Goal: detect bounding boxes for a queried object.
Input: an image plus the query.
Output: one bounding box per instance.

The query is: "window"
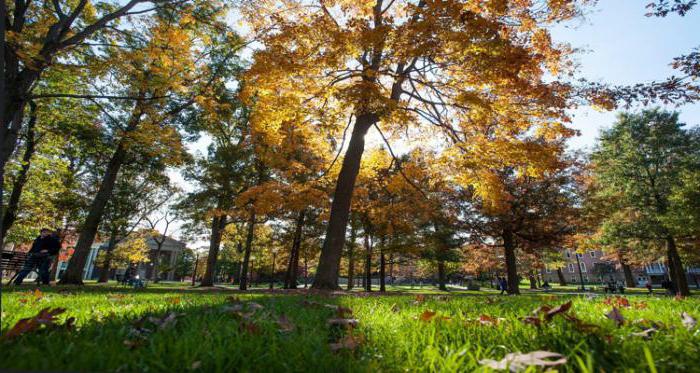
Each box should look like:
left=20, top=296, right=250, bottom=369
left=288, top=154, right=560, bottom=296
left=584, top=276, right=589, bottom=282
left=579, top=262, right=587, bottom=273
left=571, top=276, right=577, bottom=282
left=590, top=251, right=596, bottom=258
left=568, top=263, right=575, bottom=273
left=565, top=251, right=571, bottom=258
left=576, top=253, right=582, bottom=258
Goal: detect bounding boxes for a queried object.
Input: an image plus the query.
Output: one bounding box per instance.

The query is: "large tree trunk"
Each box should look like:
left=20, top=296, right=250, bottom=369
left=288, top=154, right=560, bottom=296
left=666, top=235, right=690, bottom=296
left=1, top=102, right=37, bottom=243
left=284, top=210, right=305, bottom=289
left=364, top=229, right=372, bottom=292
left=346, top=221, right=356, bottom=291
left=617, top=251, right=636, bottom=287
left=201, top=215, right=226, bottom=287
left=239, top=208, right=256, bottom=291
left=313, top=114, right=376, bottom=289
left=437, top=259, right=447, bottom=291
left=98, top=232, right=118, bottom=283
left=503, top=229, right=520, bottom=295
left=556, top=268, right=567, bottom=286
left=379, top=244, right=386, bottom=292
left=59, top=108, right=142, bottom=285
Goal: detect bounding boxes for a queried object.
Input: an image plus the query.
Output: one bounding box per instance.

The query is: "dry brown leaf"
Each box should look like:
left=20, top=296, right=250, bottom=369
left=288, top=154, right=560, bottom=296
left=277, top=314, right=295, bottom=332
left=606, top=307, right=625, bottom=327
left=479, top=350, right=567, bottom=372
left=329, top=333, right=363, bottom=353
left=327, top=318, right=359, bottom=328
left=2, top=307, right=67, bottom=339
left=545, top=301, right=572, bottom=321
left=681, top=312, right=697, bottom=330
left=190, top=361, right=202, bottom=370
left=479, top=314, right=500, bottom=326
left=418, top=310, right=437, bottom=322
left=390, top=304, right=400, bottom=313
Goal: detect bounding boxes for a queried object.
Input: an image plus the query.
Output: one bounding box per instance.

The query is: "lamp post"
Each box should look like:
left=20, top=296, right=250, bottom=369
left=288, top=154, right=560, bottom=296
left=575, top=252, right=586, bottom=291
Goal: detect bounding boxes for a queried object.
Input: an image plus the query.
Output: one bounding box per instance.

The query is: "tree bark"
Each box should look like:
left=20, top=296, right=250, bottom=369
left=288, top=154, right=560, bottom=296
left=364, top=229, right=372, bottom=292
left=1, top=101, right=37, bottom=243
left=313, top=114, right=376, bottom=289
left=284, top=210, right=305, bottom=289
left=379, top=245, right=386, bottom=292
left=59, top=107, right=142, bottom=285
left=201, top=214, right=226, bottom=287
left=239, top=208, right=256, bottom=291
left=98, top=232, right=118, bottom=283
left=528, top=273, right=537, bottom=289
left=503, top=229, right=520, bottom=295
left=666, top=235, right=690, bottom=296
left=437, top=259, right=447, bottom=291
left=347, top=221, right=356, bottom=291
left=556, top=268, right=567, bottom=286
left=151, top=239, right=165, bottom=283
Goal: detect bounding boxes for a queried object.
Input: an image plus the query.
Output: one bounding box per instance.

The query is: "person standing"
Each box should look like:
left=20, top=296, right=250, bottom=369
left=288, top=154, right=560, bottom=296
left=13, top=228, right=61, bottom=285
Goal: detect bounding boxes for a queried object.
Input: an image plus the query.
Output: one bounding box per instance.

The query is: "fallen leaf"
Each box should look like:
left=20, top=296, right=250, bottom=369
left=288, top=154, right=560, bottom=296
left=169, top=297, right=182, bottom=305
left=247, top=302, right=264, bottom=311
left=522, top=316, right=541, bottom=327
left=277, top=314, right=295, bottom=332
left=329, top=333, right=363, bottom=353
left=418, top=310, right=437, bottom=322
left=413, top=294, right=426, bottom=305
left=239, top=320, right=260, bottom=334
left=191, top=361, right=202, bottom=370
left=33, top=289, right=43, bottom=300
left=390, top=304, right=400, bottom=313
left=606, top=307, right=625, bottom=327
left=148, top=312, right=179, bottom=330
left=545, top=301, right=572, bottom=321
left=18, top=298, right=28, bottom=304
left=479, top=351, right=567, bottom=372
left=479, top=314, right=500, bottom=326
left=336, top=306, right=353, bottom=318
left=681, top=312, right=697, bottom=330
left=327, top=318, right=359, bottom=328
left=634, top=301, right=648, bottom=310
left=2, top=307, right=67, bottom=339
left=631, top=327, right=657, bottom=339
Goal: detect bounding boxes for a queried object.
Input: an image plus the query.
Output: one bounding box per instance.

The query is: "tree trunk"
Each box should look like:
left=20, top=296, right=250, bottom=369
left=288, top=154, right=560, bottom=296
left=556, top=268, right=567, bottom=286
left=201, top=215, right=226, bottom=287
left=151, top=240, right=165, bottom=283
left=666, top=235, right=690, bottom=296
left=437, top=259, right=447, bottom=291
left=364, top=230, right=372, bottom=292
left=347, top=221, right=356, bottom=291
left=98, top=232, right=118, bottom=283
left=529, top=273, right=537, bottom=289
left=239, top=208, right=256, bottom=291
left=284, top=210, right=305, bottom=289
left=0, top=101, right=29, bottom=246
left=1, top=101, right=37, bottom=243
left=59, top=108, right=142, bottom=285
left=379, top=245, right=386, bottom=292
left=313, top=114, right=376, bottom=289
left=503, top=229, right=520, bottom=295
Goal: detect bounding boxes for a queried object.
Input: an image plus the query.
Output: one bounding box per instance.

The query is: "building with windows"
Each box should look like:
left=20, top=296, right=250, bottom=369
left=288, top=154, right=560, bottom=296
left=541, top=249, right=700, bottom=288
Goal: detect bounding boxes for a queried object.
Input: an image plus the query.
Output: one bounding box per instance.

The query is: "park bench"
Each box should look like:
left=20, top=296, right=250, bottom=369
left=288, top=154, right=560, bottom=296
left=0, top=250, right=35, bottom=284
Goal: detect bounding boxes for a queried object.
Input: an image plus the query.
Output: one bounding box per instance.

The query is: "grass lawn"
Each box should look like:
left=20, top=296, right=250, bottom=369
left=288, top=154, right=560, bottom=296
left=1, top=283, right=699, bottom=372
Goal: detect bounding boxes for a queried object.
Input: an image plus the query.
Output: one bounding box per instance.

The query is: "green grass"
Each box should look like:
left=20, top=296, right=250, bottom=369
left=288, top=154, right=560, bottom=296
left=1, top=283, right=699, bottom=372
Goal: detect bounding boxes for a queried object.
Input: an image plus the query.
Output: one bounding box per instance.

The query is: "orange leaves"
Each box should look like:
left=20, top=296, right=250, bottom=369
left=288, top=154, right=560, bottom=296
left=603, top=296, right=630, bottom=308
left=418, top=310, right=437, bottom=322
left=3, top=308, right=73, bottom=339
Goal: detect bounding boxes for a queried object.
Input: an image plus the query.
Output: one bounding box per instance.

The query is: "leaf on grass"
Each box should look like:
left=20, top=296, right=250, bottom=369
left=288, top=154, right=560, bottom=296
left=277, top=314, right=295, bottom=333
left=681, top=312, right=697, bottom=330
left=631, top=327, right=658, bottom=339
left=336, top=306, right=353, bottom=318
left=329, top=333, right=363, bottom=353
left=674, top=294, right=686, bottom=301
left=606, top=307, right=625, bottom=327
left=485, top=297, right=498, bottom=304
left=479, top=351, right=567, bottom=372
left=247, top=302, right=264, bottom=311
left=148, top=312, right=179, bottom=330
left=190, top=361, right=202, bottom=370
left=2, top=307, right=67, bottom=339
left=33, top=289, right=43, bottom=300
left=18, top=298, right=28, bottom=304
left=239, top=320, right=260, bottom=335
left=603, top=296, right=630, bottom=308
left=563, top=313, right=600, bottom=333
left=413, top=294, right=426, bottom=305
left=169, top=297, right=182, bottom=305
left=634, top=301, right=648, bottom=310
left=545, top=301, right=572, bottom=321
left=522, top=316, right=541, bottom=327
left=479, top=314, right=500, bottom=326
left=418, top=310, right=437, bottom=322
left=390, top=304, right=400, bottom=313
left=327, top=318, right=359, bottom=328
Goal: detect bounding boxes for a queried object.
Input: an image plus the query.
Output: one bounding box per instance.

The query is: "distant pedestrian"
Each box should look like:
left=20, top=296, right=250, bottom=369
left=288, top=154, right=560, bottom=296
left=499, top=277, right=508, bottom=295
left=13, top=228, right=61, bottom=285
left=646, top=282, right=653, bottom=294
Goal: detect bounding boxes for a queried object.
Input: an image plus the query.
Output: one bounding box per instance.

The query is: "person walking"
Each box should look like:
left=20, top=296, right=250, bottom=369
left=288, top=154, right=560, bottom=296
left=499, top=277, right=508, bottom=295
left=13, top=228, right=61, bottom=285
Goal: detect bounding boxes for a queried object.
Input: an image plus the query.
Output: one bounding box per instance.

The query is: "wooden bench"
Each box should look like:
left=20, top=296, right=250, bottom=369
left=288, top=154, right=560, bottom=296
left=1, top=250, right=36, bottom=284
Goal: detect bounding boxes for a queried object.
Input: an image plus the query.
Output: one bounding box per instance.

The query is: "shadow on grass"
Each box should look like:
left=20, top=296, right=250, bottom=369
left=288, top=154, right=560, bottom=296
left=0, top=291, right=373, bottom=372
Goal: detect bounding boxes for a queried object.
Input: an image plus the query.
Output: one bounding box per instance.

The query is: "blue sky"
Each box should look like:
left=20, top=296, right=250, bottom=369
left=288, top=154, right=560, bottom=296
left=552, top=0, right=700, bottom=150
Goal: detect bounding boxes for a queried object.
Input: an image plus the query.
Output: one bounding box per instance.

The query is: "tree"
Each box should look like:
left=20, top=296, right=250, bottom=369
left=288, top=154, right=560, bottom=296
left=60, top=6, right=230, bottom=284
left=96, top=230, right=151, bottom=271
left=145, top=211, right=177, bottom=282
left=0, top=0, right=197, bottom=242
left=588, top=109, right=700, bottom=296
left=242, top=0, right=587, bottom=289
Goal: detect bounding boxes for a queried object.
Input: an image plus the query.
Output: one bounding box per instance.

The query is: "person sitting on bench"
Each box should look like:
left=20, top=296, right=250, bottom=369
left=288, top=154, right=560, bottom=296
left=13, top=228, right=61, bottom=285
